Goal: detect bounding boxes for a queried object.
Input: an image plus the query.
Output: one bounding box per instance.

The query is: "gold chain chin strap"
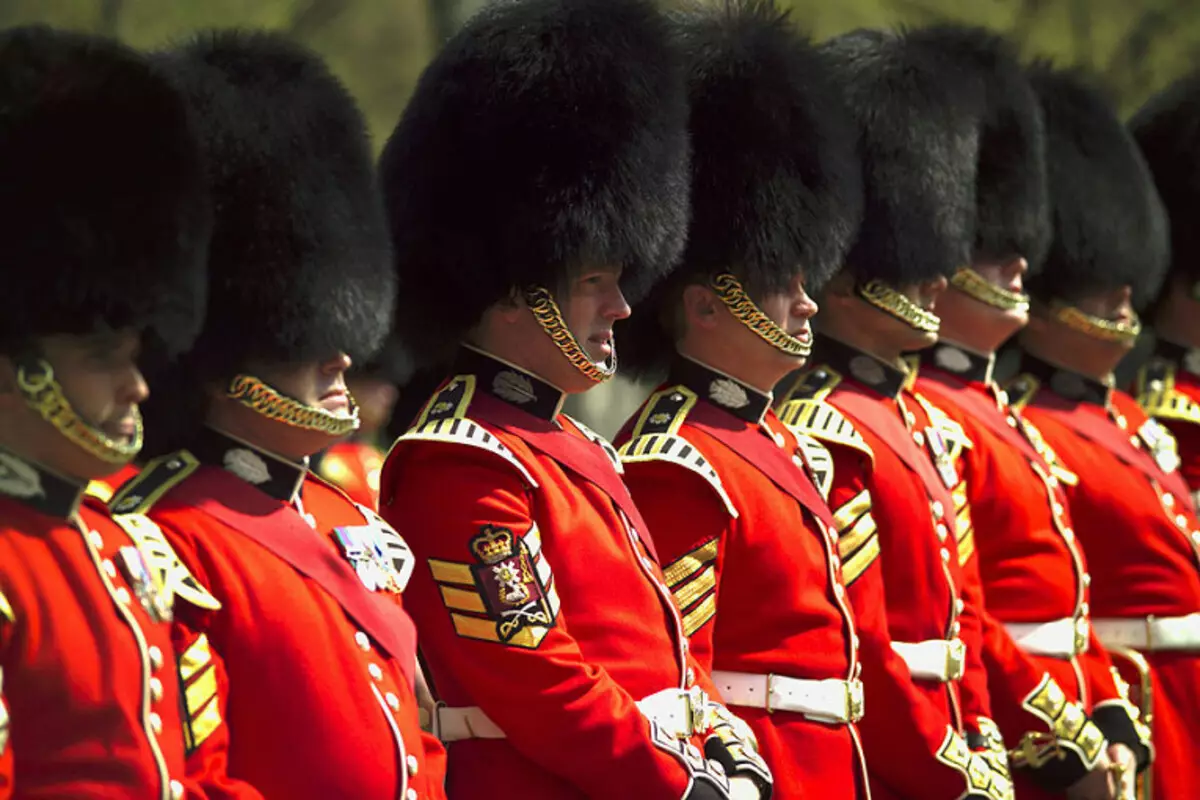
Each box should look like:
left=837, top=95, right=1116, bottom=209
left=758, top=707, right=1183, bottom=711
left=17, top=358, right=142, bottom=464
left=857, top=279, right=942, bottom=334
left=950, top=268, right=1031, bottom=314
left=523, top=286, right=616, bottom=383
left=710, top=274, right=812, bottom=358
left=1048, top=301, right=1142, bottom=345
left=226, top=375, right=361, bottom=436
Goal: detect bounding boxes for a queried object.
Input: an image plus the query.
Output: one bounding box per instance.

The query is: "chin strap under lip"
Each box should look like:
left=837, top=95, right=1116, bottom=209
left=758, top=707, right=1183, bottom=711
left=226, top=374, right=361, bottom=437
left=1046, top=300, right=1142, bottom=346
left=951, top=267, right=1031, bottom=314
left=17, top=357, right=143, bottom=465
left=523, top=286, right=617, bottom=384
left=710, top=273, right=812, bottom=358
left=857, top=279, right=942, bottom=334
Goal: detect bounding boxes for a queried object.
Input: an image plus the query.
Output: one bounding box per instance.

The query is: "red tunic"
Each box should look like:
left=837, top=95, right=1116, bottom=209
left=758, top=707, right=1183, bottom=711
left=1012, top=354, right=1200, bottom=800
left=1133, top=340, right=1200, bottom=498
left=778, top=335, right=1010, bottom=800
left=317, top=440, right=384, bottom=510
left=616, top=358, right=868, bottom=800
left=109, top=429, right=446, bottom=800
left=379, top=348, right=770, bottom=800
left=918, top=344, right=1150, bottom=795
left=0, top=449, right=256, bottom=799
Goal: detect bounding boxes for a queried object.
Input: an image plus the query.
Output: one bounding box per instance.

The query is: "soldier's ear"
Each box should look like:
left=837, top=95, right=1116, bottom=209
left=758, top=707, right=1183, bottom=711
left=681, top=283, right=720, bottom=331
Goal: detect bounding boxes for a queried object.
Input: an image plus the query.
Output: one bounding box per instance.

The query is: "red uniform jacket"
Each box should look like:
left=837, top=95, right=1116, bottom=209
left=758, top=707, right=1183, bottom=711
left=379, top=347, right=770, bottom=800
left=918, top=344, right=1149, bottom=794
left=1012, top=354, right=1200, bottom=800
left=778, top=335, right=1010, bottom=800
left=317, top=440, right=385, bottom=510
left=109, top=428, right=446, bottom=800
left=1133, top=339, right=1200, bottom=499
left=615, top=357, right=868, bottom=800
left=0, top=449, right=256, bottom=799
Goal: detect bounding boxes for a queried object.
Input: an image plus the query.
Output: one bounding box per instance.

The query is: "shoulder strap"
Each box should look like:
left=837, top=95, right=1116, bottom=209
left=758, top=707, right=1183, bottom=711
left=394, top=374, right=539, bottom=489
left=781, top=365, right=843, bottom=403
left=1135, top=359, right=1200, bottom=425
left=793, top=433, right=834, bottom=500
left=1005, top=373, right=1041, bottom=412
left=620, top=387, right=738, bottom=518
left=777, top=397, right=874, bottom=464
left=109, top=451, right=200, bottom=515
left=108, top=512, right=221, bottom=612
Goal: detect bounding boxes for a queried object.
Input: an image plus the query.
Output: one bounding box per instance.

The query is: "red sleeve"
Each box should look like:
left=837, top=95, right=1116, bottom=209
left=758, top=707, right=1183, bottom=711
left=1078, top=633, right=1152, bottom=769
left=953, top=542, right=995, bottom=739
left=826, top=449, right=993, bottom=800
left=381, top=442, right=723, bottom=800
left=623, top=459, right=732, bottom=673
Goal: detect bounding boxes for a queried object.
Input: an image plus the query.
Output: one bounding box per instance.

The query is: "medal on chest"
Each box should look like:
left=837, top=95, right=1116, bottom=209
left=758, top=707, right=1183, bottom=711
left=1138, top=418, right=1181, bottom=474
left=116, top=545, right=173, bottom=623
left=924, top=425, right=959, bottom=489
left=334, top=517, right=413, bottom=594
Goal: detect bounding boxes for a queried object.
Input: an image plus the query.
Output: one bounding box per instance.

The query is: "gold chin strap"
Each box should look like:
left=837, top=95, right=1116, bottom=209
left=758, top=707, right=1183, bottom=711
left=17, top=358, right=142, bottom=464
left=523, top=286, right=616, bottom=384
left=710, top=274, right=811, bottom=358
left=1047, top=301, right=1141, bottom=345
left=950, top=267, right=1031, bottom=314
left=857, top=279, right=941, bottom=334
left=226, top=374, right=361, bottom=437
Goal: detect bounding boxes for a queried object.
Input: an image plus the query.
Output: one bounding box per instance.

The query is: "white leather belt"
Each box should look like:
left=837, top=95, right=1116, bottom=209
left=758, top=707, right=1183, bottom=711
left=711, top=670, right=864, bottom=723
left=434, top=686, right=711, bottom=743
left=1092, top=613, right=1200, bottom=652
left=1006, top=617, right=1090, bottom=658
left=892, top=638, right=966, bottom=682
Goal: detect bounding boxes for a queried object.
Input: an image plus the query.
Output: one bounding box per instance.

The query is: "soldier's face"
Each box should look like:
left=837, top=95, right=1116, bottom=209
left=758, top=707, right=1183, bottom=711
left=249, top=352, right=354, bottom=415
left=887, top=276, right=948, bottom=351
left=939, top=257, right=1030, bottom=353
left=746, top=272, right=818, bottom=370
left=559, top=266, right=632, bottom=367
left=0, top=328, right=148, bottom=480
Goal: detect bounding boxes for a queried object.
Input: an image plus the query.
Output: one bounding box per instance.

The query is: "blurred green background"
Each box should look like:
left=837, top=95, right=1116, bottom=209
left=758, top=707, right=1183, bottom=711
left=10, top=0, right=1192, bottom=435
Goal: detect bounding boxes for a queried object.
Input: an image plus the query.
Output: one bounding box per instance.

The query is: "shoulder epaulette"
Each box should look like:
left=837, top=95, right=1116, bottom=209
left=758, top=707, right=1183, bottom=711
left=777, top=398, right=873, bottom=464
left=1135, top=359, right=1200, bottom=425
left=619, top=386, right=738, bottom=518
left=84, top=480, right=115, bottom=503
left=1006, top=373, right=1041, bottom=412
left=914, top=393, right=973, bottom=458
left=793, top=433, right=834, bottom=499
left=109, top=512, right=221, bottom=612
left=396, top=374, right=538, bottom=489
left=780, top=365, right=843, bottom=403
left=109, top=451, right=199, bottom=516
left=564, top=415, right=623, bottom=474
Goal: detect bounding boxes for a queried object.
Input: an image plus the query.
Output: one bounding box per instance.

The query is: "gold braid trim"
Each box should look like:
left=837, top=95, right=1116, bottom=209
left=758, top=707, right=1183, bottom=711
left=710, top=274, right=811, bottom=357
left=17, top=358, right=142, bottom=464
left=951, top=268, right=1031, bottom=313
left=226, top=375, right=360, bottom=436
left=857, top=280, right=941, bottom=333
left=523, top=286, right=616, bottom=383
left=1048, top=301, right=1141, bottom=345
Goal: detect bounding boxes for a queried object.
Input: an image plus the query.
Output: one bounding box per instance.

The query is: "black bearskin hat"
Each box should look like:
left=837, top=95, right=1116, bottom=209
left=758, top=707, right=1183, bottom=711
left=1027, top=65, right=1169, bottom=310
left=820, top=26, right=987, bottom=286
left=916, top=26, right=1050, bottom=271
left=155, top=29, right=394, bottom=376
left=380, top=0, right=690, bottom=368
left=0, top=26, right=210, bottom=356
left=1130, top=71, right=1200, bottom=287
left=619, top=0, right=862, bottom=376
left=140, top=30, right=394, bottom=457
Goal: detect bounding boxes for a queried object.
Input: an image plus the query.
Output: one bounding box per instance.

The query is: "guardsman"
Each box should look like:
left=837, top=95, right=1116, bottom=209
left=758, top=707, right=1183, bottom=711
left=912, top=30, right=1150, bottom=800
left=376, top=0, right=770, bottom=797
left=106, top=31, right=446, bottom=799
left=611, top=5, right=867, bottom=797
left=1008, top=64, right=1199, bottom=800
left=0, top=25, right=258, bottom=799
left=776, top=27, right=1019, bottom=800
left=1130, top=73, right=1200, bottom=505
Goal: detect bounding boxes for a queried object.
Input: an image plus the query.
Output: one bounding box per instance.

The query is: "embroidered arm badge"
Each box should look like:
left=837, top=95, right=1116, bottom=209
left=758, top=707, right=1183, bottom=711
left=832, top=490, right=880, bottom=586
left=662, top=538, right=719, bottom=636
left=428, top=523, right=560, bottom=649
left=179, top=634, right=222, bottom=753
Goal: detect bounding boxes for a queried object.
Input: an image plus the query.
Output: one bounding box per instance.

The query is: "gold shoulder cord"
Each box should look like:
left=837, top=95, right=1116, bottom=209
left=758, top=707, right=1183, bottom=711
left=950, top=268, right=1030, bottom=313
left=1047, top=301, right=1141, bottom=346
left=523, top=286, right=616, bottom=384
left=17, top=358, right=142, bottom=464
left=710, top=273, right=811, bottom=358
left=226, top=375, right=360, bottom=437
left=857, top=279, right=941, bottom=333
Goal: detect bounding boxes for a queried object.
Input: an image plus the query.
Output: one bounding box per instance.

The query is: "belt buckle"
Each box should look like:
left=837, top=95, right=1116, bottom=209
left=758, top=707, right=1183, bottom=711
left=1073, top=617, right=1090, bottom=655
left=684, top=685, right=708, bottom=737
left=846, top=679, right=865, bottom=722
left=946, top=638, right=967, bottom=681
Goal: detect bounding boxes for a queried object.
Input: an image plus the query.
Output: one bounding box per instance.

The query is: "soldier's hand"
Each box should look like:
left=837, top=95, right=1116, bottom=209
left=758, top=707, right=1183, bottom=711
left=1066, top=749, right=1116, bottom=800
left=1107, top=743, right=1137, bottom=800
left=727, top=775, right=764, bottom=800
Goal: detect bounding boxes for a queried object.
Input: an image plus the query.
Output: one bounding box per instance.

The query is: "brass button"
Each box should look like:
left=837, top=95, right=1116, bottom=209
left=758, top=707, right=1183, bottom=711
left=150, top=677, right=164, bottom=703
left=407, top=754, right=420, bottom=777
left=170, top=780, right=184, bottom=800
left=950, top=621, right=961, bottom=637
left=149, top=712, right=163, bottom=735
left=931, top=501, right=944, bottom=517
left=405, top=789, right=418, bottom=800
left=102, top=560, right=117, bottom=578
left=88, top=530, right=105, bottom=549
left=1175, top=514, right=1189, bottom=529
left=115, top=587, right=132, bottom=606
left=956, top=599, right=965, bottom=614
left=148, top=646, right=164, bottom=671
left=935, top=524, right=948, bottom=540
left=386, top=692, right=400, bottom=711
left=1082, top=573, right=1092, bottom=587
left=1163, top=493, right=1176, bottom=509
left=368, top=663, right=383, bottom=681
left=772, top=432, right=786, bottom=448
left=940, top=548, right=951, bottom=562
left=913, top=431, right=925, bottom=446
left=355, top=631, right=371, bottom=651
left=1063, top=528, right=1075, bottom=542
